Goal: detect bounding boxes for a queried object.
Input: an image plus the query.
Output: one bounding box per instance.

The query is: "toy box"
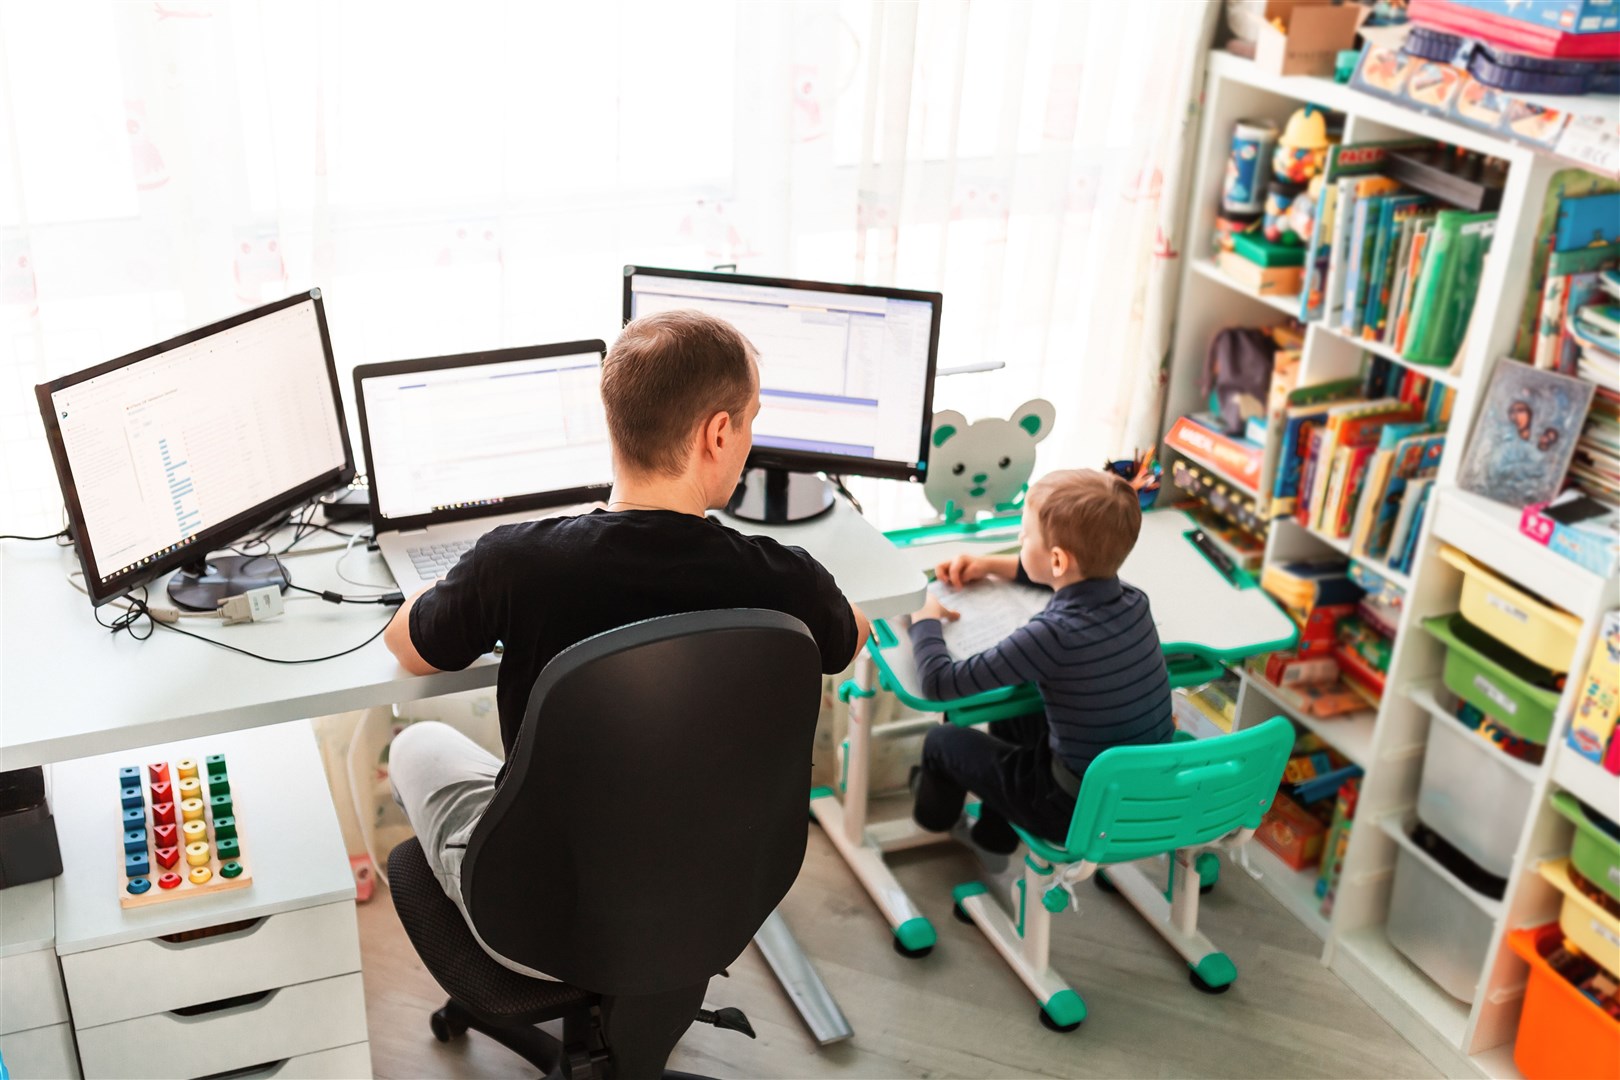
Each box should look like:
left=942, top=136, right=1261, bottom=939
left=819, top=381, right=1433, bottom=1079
left=1257, top=789, right=1329, bottom=869
left=1255, top=0, right=1370, bottom=77
left=1568, top=611, right=1620, bottom=764
left=1521, top=497, right=1620, bottom=578
left=1412, top=0, right=1620, bottom=58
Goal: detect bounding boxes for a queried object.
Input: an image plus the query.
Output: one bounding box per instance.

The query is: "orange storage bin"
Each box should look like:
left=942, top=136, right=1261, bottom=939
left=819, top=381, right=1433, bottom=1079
left=1508, top=924, right=1620, bottom=1080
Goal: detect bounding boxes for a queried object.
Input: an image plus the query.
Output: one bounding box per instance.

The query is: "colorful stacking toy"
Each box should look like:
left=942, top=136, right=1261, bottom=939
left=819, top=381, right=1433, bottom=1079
left=116, top=752, right=250, bottom=908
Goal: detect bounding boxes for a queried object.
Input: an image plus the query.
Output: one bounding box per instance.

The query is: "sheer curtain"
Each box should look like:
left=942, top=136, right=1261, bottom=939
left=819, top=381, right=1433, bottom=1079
left=0, top=0, right=1216, bottom=533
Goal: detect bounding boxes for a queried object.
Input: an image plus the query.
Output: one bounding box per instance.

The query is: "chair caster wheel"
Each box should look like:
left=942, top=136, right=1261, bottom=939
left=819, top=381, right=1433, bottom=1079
left=1039, top=1006, right=1082, bottom=1033
left=893, top=936, right=933, bottom=959
left=430, top=1006, right=468, bottom=1042
left=1189, top=969, right=1232, bottom=995
left=1094, top=871, right=1118, bottom=894
left=1200, top=882, right=1216, bottom=895
left=953, top=901, right=973, bottom=924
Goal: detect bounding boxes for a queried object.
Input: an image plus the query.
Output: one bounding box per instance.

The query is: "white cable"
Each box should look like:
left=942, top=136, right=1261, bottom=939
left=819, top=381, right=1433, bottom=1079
left=335, top=531, right=396, bottom=591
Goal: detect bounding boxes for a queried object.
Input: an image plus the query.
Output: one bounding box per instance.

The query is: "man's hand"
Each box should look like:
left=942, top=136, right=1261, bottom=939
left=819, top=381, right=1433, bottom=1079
left=910, top=592, right=960, bottom=625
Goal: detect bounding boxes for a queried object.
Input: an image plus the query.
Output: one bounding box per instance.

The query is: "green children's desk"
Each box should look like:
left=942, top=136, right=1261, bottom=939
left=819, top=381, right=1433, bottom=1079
left=809, top=507, right=1298, bottom=959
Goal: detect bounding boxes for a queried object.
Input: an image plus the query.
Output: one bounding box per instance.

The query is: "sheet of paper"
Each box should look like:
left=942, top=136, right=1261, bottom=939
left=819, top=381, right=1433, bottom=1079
left=926, top=578, right=1051, bottom=657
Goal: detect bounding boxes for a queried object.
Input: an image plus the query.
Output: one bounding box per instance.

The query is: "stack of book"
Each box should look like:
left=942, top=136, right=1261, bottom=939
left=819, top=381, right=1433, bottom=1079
left=1564, top=267, right=1620, bottom=509
left=1531, top=193, right=1620, bottom=379
left=1255, top=559, right=1387, bottom=713
left=1164, top=413, right=1264, bottom=493
left=1270, top=358, right=1454, bottom=575
left=1300, top=140, right=1499, bottom=366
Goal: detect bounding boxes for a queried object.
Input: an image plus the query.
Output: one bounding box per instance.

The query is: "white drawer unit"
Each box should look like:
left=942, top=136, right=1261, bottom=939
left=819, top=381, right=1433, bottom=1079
left=0, top=876, right=78, bottom=1078
left=61, top=902, right=361, bottom=1028
left=0, top=944, right=69, bottom=1036
left=229, top=1042, right=374, bottom=1080
left=0, top=1021, right=80, bottom=1079
left=75, top=972, right=368, bottom=1080
left=48, top=723, right=370, bottom=1079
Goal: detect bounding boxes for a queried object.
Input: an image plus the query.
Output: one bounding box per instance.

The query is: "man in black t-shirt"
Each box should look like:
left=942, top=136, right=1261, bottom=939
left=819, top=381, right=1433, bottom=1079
left=383, top=309, right=870, bottom=976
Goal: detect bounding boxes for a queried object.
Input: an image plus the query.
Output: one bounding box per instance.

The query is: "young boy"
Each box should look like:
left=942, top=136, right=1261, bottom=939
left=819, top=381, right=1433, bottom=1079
left=908, top=468, right=1173, bottom=864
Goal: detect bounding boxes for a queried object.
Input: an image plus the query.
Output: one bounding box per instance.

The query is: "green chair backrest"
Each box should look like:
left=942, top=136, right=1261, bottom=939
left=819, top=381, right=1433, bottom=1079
left=1062, top=715, right=1293, bottom=863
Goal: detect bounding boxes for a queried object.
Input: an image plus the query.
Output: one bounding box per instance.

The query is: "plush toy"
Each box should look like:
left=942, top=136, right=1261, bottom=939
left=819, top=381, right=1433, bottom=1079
left=924, top=399, right=1056, bottom=523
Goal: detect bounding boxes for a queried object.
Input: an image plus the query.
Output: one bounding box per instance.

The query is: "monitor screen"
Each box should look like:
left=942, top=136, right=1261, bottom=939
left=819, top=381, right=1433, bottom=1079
left=37, top=291, right=354, bottom=606
left=355, top=342, right=612, bottom=531
left=623, top=266, right=941, bottom=481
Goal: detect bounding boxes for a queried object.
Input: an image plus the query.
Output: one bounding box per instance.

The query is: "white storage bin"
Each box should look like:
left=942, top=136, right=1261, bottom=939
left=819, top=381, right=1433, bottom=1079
left=1416, top=708, right=1533, bottom=879
left=1382, top=816, right=1499, bottom=1003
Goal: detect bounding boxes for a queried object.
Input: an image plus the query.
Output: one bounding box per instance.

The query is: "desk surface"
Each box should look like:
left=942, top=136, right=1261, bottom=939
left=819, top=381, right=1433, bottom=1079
left=50, top=721, right=354, bottom=954
left=1, top=501, right=925, bottom=770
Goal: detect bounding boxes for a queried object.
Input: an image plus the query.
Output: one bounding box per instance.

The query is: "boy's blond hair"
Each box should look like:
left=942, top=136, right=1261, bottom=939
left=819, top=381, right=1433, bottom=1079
left=1030, top=468, right=1142, bottom=579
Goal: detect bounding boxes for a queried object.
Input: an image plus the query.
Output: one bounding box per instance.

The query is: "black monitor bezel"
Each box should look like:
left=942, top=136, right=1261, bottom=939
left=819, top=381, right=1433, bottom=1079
left=34, top=289, right=356, bottom=608
left=352, top=341, right=613, bottom=537
left=621, top=265, right=942, bottom=483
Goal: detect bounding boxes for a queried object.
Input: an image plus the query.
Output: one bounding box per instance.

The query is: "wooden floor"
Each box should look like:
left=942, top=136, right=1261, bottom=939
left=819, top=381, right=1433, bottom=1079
left=359, top=808, right=1439, bottom=1079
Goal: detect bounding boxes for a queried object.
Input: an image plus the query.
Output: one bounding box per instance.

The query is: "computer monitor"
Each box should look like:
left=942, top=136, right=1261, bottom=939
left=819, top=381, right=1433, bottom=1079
left=353, top=342, right=613, bottom=533
left=36, top=289, right=355, bottom=609
left=622, top=265, right=942, bottom=522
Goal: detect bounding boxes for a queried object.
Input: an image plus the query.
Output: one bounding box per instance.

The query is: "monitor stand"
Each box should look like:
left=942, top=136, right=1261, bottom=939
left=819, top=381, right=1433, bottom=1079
left=167, top=554, right=289, bottom=612
left=727, top=467, right=837, bottom=525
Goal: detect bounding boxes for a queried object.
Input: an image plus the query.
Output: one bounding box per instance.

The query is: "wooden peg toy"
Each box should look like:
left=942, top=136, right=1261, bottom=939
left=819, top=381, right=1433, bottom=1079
left=188, top=866, right=213, bottom=885
left=148, top=762, right=170, bottom=784
left=154, top=845, right=179, bottom=869
left=181, top=819, right=207, bottom=843
left=127, top=877, right=151, bottom=896
left=176, top=758, right=198, bottom=781
left=125, top=851, right=149, bottom=878
left=180, top=798, right=204, bottom=823
left=123, top=829, right=146, bottom=855
left=120, top=786, right=144, bottom=811
left=153, top=822, right=177, bottom=847
left=185, top=841, right=210, bottom=867
left=158, top=872, right=182, bottom=890
left=151, top=801, right=175, bottom=826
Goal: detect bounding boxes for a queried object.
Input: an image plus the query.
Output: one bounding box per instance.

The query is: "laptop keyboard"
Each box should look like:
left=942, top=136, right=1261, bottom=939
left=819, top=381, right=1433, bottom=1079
left=406, top=539, right=476, bottom=581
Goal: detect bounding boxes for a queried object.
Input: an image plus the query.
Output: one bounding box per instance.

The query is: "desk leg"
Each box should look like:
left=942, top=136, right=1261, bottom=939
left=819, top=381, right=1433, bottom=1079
left=753, top=910, right=853, bottom=1045
left=808, top=651, right=940, bottom=957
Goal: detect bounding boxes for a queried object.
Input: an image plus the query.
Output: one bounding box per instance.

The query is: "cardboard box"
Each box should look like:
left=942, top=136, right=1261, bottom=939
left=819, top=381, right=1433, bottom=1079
left=1255, top=1, right=1369, bottom=77
left=1257, top=790, right=1329, bottom=869
left=1217, top=249, right=1304, bottom=298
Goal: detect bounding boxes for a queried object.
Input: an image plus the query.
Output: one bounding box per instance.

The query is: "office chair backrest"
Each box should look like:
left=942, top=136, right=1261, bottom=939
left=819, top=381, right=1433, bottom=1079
left=461, top=609, right=823, bottom=997
left=1064, top=715, right=1293, bottom=864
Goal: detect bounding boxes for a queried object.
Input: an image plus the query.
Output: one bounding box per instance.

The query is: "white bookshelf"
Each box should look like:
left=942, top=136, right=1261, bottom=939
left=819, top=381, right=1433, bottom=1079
left=1165, top=51, right=1620, bottom=1080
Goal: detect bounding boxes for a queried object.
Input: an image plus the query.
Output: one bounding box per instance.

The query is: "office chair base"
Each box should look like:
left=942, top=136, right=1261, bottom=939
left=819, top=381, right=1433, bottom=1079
left=428, top=998, right=568, bottom=1074
left=1189, top=968, right=1233, bottom=995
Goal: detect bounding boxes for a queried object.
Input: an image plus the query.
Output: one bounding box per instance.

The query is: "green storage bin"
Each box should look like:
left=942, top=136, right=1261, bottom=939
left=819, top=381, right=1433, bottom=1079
left=1422, top=614, right=1561, bottom=744
left=1551, top=792, right=1620, bottom=904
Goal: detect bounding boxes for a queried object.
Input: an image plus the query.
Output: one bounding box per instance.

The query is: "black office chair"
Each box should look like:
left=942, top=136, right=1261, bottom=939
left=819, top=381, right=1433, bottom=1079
left=389, top=609, right=824, bottom=1079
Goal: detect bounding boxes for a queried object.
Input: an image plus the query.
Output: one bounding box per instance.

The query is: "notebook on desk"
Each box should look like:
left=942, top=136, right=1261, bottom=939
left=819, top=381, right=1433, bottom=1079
left=926, top=578, right=1051, bottom=656
left=353, top=341, right=613, bottom=595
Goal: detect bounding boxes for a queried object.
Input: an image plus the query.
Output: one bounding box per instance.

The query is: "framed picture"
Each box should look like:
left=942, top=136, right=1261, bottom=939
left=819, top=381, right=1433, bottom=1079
left=1457, top=361, right=1596, bottom=508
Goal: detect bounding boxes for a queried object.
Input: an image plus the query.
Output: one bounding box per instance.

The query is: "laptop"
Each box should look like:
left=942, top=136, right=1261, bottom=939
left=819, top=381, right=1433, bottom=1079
left=353, top=341, right=613, bottom=595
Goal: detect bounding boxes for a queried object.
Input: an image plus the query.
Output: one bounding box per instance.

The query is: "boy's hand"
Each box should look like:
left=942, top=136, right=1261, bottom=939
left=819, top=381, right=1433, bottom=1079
left=934, top=553, right=990, bottom=589
left=911, top=593, right=960, bottom=625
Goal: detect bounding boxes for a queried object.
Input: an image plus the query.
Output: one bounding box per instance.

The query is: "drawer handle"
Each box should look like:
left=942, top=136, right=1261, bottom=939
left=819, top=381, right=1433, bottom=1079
left=196, top=1059, right=290, bottom=1080
left=169, top=988, right=278, bottom=1020
left=157, top=916, right=266, bottom=949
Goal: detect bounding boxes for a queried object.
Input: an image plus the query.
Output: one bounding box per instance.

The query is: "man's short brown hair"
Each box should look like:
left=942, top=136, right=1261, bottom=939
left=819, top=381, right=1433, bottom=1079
left=601, top=309, right=757, bottom=476
left=1031, top=468, right=1142, bottom=579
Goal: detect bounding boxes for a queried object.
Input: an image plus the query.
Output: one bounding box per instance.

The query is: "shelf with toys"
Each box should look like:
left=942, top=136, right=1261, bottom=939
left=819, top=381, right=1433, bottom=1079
left=1162, top=46, right=1619, bottom=1080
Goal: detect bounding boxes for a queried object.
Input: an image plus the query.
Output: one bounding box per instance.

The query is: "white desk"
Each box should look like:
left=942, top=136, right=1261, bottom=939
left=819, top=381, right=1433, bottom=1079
left=0, top=501, right=927, bottom=1050
left=1, top=501, right=924, bottom=772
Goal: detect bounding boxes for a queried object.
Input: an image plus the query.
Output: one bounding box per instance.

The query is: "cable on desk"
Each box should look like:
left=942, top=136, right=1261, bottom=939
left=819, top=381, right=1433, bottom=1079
left=0, top=528, right=67, bottom=541
left=100, top=589, right=402, bottom=664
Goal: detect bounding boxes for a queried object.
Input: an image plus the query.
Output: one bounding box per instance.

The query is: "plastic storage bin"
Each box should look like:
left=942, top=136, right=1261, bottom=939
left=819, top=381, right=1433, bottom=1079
left=1551, top=792, right=1620, bottom=903
left=1540, top=858, right=1620, bottom=976
left=1421, top=614, right=1562, bottom=744
left=1439, top=546, right=1582, bottom=671
left=1417, top=708, right=1533, bottom=878
left=1508, top=924, right=1620, bottom=1080
left=1383, top=815, right=1499, bottom=1002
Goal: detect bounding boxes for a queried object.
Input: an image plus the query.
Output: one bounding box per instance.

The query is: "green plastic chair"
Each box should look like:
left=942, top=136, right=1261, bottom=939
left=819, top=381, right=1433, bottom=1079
left=950, top=715, right=1294, bottom=1032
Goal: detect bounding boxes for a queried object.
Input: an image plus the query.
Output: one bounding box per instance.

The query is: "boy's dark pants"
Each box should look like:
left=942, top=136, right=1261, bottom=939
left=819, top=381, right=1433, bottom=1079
left=911, top=711, right=1076, bottom=854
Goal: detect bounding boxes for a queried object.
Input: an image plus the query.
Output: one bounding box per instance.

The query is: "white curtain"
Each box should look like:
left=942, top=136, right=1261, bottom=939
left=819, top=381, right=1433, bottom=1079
left=0, top=0, right=1216, bottom=532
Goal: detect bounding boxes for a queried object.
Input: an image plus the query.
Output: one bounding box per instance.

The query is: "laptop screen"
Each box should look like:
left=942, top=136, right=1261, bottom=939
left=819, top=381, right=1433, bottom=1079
left=358, top=345, right=612, bottom=527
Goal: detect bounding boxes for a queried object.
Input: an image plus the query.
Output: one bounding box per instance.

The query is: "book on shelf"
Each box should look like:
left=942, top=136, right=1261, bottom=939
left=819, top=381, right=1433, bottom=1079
left=1260, top=560, right=1364, bottom=612
left=1165, top=413, right=1263, bottom=491
left=1520, top=491, right=1620, bottom=578
left=1301, top=140, right=1426, bottom=325
left=1301, top=398, right=1421, bottom=533
left=1403, top=209, right=1498, bottom=365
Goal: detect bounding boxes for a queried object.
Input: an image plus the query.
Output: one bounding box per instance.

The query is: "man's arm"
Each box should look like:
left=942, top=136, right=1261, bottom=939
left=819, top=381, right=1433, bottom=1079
left=384, top=585, right=441, bottom=676
left=848, top=601, right=871, bottom=666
